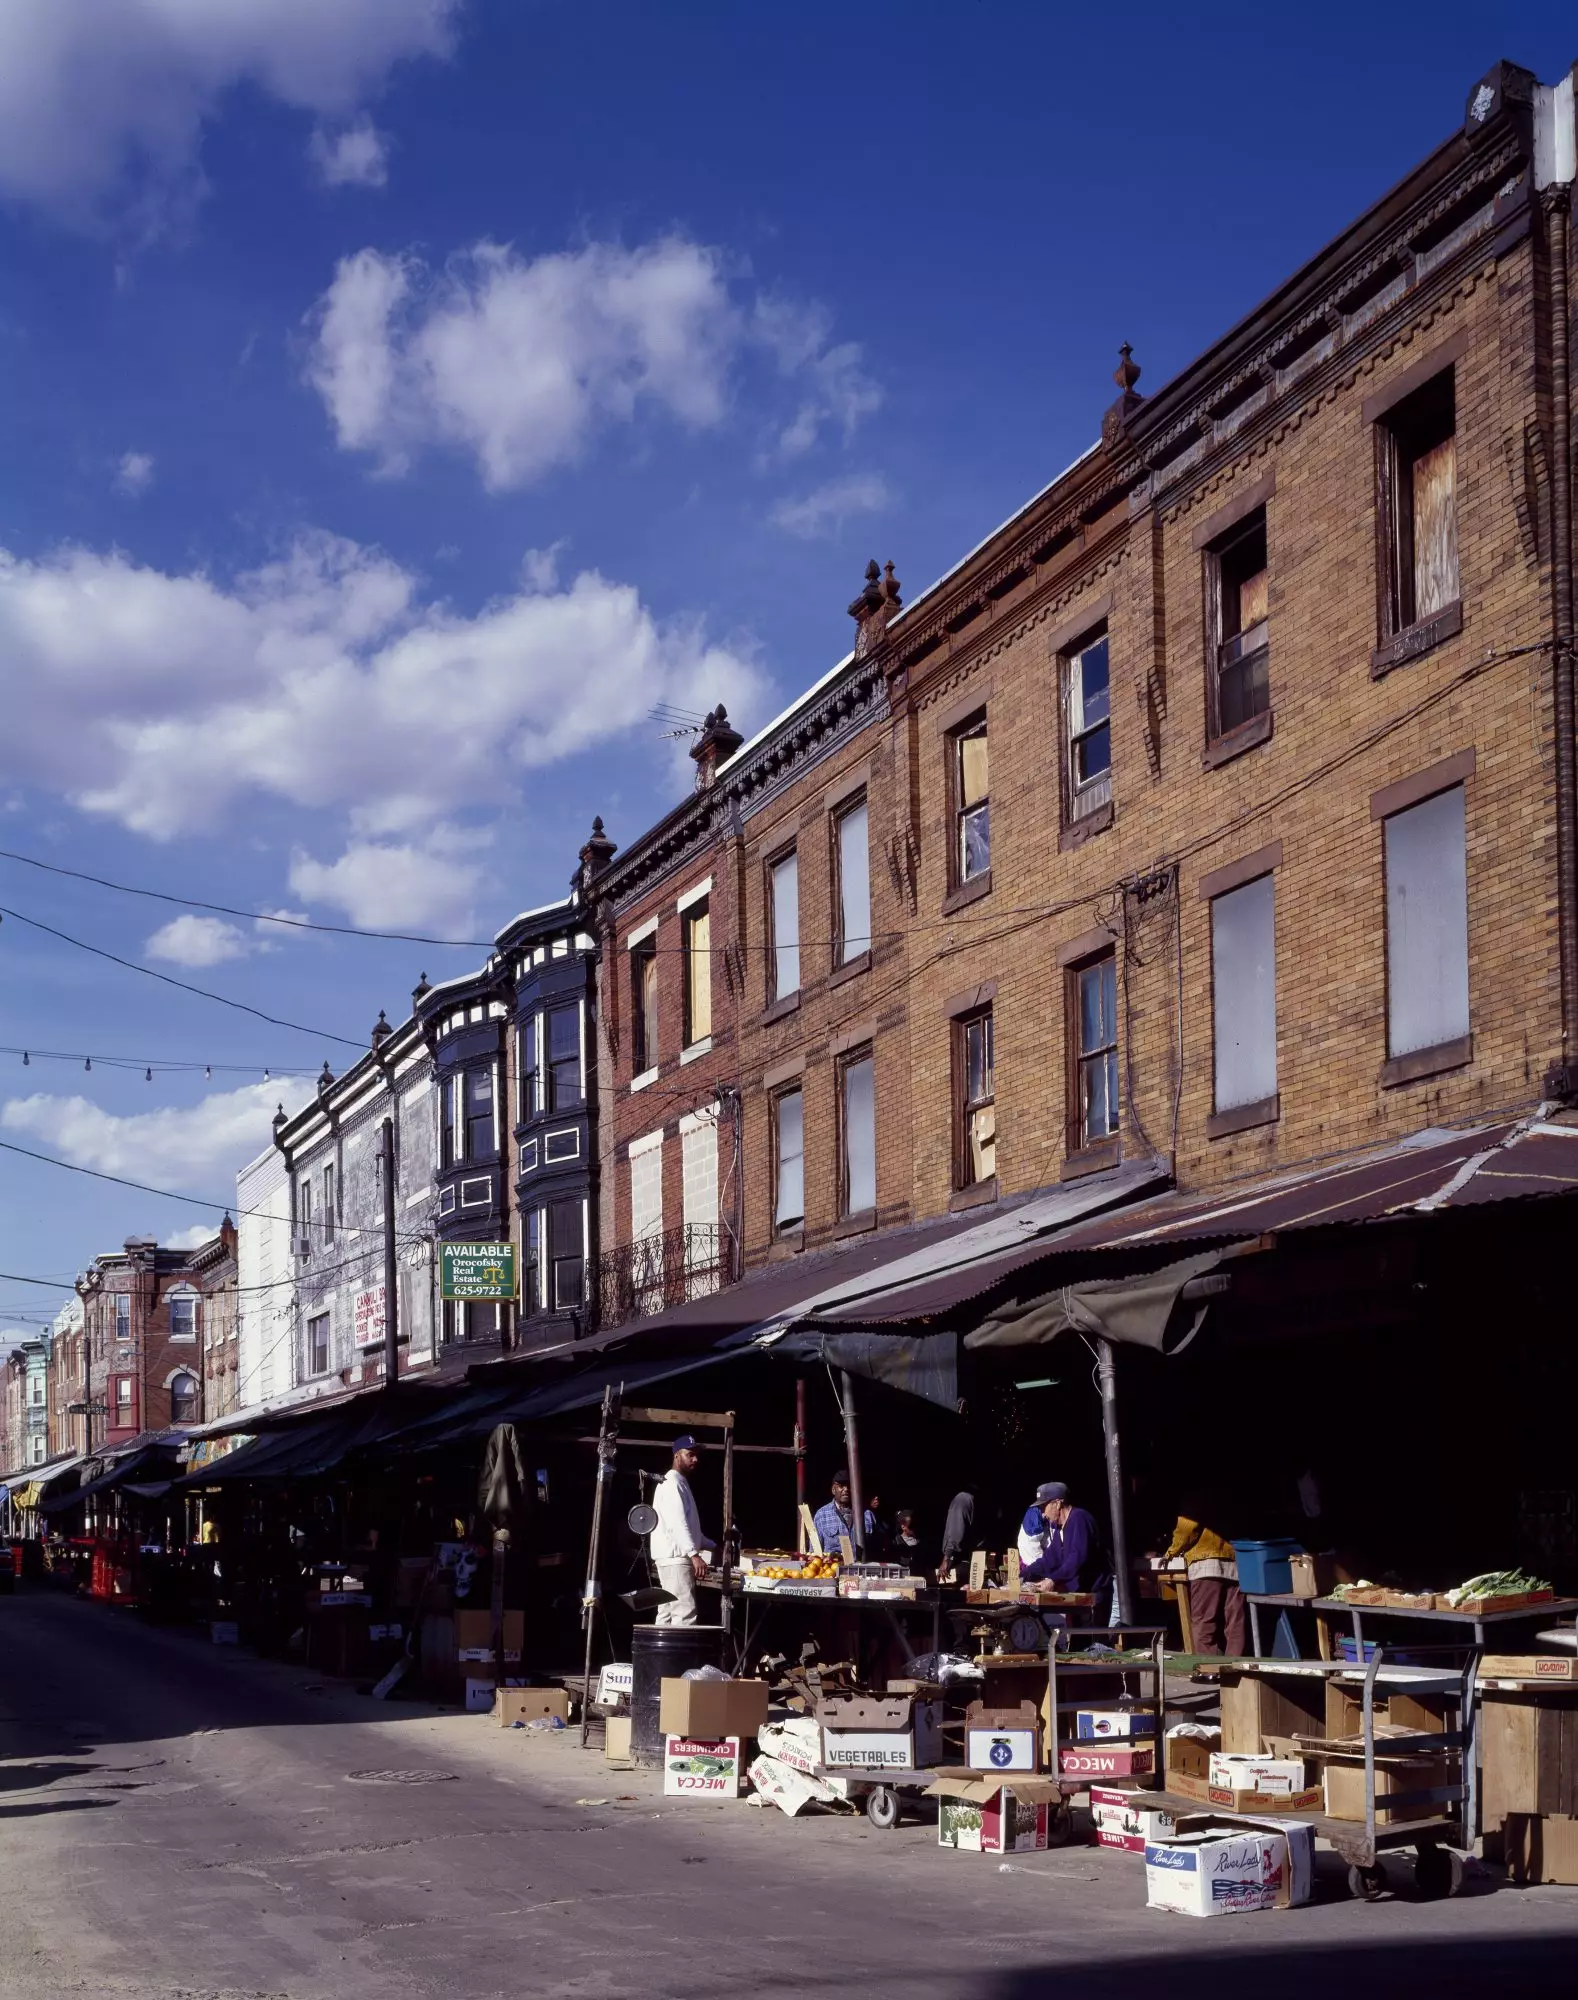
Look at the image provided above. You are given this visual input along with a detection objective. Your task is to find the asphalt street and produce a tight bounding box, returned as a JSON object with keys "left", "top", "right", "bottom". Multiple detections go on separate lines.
{"left": 1, "top": 1587, "right": 1575, "bottom": 2000}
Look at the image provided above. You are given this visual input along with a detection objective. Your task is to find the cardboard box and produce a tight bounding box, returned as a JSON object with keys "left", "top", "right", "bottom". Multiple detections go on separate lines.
{"left": 454, "top": 1608, "right": 523, "bottom": 1664}
{"left": 964, "top": 1701, "right": 1041, "bottom": 1773}
{"left": 1480, "top": 1655, "right": 1578, "bottom": 1684}
{"left": 659, "top": 1676, "right": 769, "bottom": 1743}
{"left": 929, "top": 1776, "right": 1066, "bottom": 1853}
{"left": 464, "top": 1676, "right": 496, "bottom": 1714}
{"left": 1165, "top": 1727, "right": 1219, "bottom": 1788}
{"left": 1060, "top": 1744, "right": 1155, "bottom": 1780}
{"left": 1209, "top": 1753, "right": 1306, "bottom": 1796}
{"left": 1077, "top": 1709, "right": 1156, "bottom": 1740}
{"left": 819, "top": 1695, "right": 943, "bottom": 1772}
{"left": 605, "top": 1715, "right": 632, "bottom": 1761}
{"left": 1090, "top": 1785, "right": 1177, "bottom": 1853}
{"left": 596, "top": 1662, "right": 634, "bottom": 1705}
{"left": 1144, "top": 1826, "right": 1308, "bottom": 1918}
{"left": 496, "top": 1686, "right": 570, "bottom": 1727}
{"left": 1288, "top": 1552, "right": 1336, "bottom": 1600}
{"left": 1323, "top": 1754, "right": 1449, "bottom": 1824}
{"left": 1219, "top": 1672, "right": 1325, "bottom": 1756}
{"left": 663, "top": 1734, "right": 743, "bottom": 1797}
{"left": 1505, "top": 1813, "right": 1578, "bottom": 1885}
{"left": 748, "top": 1753, "right": 845, "bottom": 1817}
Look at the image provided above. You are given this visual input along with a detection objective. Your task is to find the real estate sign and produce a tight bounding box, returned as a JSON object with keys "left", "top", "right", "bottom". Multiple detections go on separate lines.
{"left": 441, "top": 1242, "right": 516, "bottom": 1301}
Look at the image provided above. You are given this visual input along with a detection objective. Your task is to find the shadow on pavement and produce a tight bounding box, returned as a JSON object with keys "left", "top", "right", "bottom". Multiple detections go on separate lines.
{"left": 0, "top": 1761, "right": 101, "bottom": 1791}
{"left": 0, "top": 1799, "right": 118, "bottom": 1820}
{"left": 979, "top": 1933, "right": 1577, "bottom": 1999}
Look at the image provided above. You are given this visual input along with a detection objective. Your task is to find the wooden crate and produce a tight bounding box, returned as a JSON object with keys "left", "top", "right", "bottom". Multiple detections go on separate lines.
{"left": 1481, "top": 1691, "right": 1578, "bottom": 1834}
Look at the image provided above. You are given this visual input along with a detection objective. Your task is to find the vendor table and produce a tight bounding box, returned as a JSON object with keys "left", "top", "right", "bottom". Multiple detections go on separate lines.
{"left": 1243, "top": 1592, "right": 1578, "bottom": 1659}
{"left": 729, "top": 1586, "right": 949, "bottom": 1670}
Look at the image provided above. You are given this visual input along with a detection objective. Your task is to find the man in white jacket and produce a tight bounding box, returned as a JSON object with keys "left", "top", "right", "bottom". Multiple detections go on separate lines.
{"left": 650, "top": 1435, "right": 715, "bottom": 1626}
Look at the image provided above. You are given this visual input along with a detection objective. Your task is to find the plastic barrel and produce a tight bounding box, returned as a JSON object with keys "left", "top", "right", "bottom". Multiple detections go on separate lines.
{"left": 629, "top": 1622, "right": 724, "bottom": 1768}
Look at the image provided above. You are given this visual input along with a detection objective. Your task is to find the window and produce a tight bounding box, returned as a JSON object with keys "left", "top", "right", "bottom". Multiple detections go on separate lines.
{"left": 838, "top": 1052, "right": 877, "bottom": 1218}
{"left": 1064, "top": 629, "right": 1112, "bottom": 821}
{"left": 1206, "top": 510, "right": 1269, "bottom": 738}
{"left": 1070, "top": 953, "right": 1119, "bottom": 1149}
{"left": 322, "top": 1163, "right": 335, "bottom": 1247}
{"left": 835, "top": 799, "right": 872, "bottom": 963}
{"left": 956, "top": 1011, "right": 995, "bottom": 1187}
{"left": 307, "top": 1312, "right": 330, "bottom": 1376}
{"left": 520, "top": 1015, "right": 540, "bottom": 1117}
{"left": 30, "top": 1379, "right": 43, "bottom": 1405}
{"left": 632, "top": 936, "right": 659, "bottom": 1074}
{"left": 170, "top": 1373, "right": 198, "bottom": 1424}
{"left": 953, "top": 719, "right": 990, "bottom": 882}
{"left": 464, "top": 1066, "right": 498, "bottom": 1163}
{"left": 299, "top": 1175, "right": 314, "bottom": 1254}
{"left": 1211, "top": 875, "right": 1277, "bottom": 1112}
{"left": 523, "top": 1209, "right": 541, "bottom": 1314}
{"left": 1384, "top": 786, "right": 1469, "bottom": 1059}
{"left": 548, "top": 1198, "right": 585, "bottom": 1311}
{"left": 769, "top": 850, "right": 800, "bottom": 1000}
{"left": 168, "top": 1293, "right": 197, "bottom": 1342}
{"left": 683, "top": 900, "right": 712, "bottom": 1046}
{"left": 116, "top": 1377, "right": 133, "bottom": 1411}
{"left": 114, "top": 1295, "right": 130, "bottom": 1342}
{"left": 546, "top": 1005, "right": 582, "bottom": 1109}
{"left": 1379, "top": 369, "right": 1459, "bottom": 636}
{"left": 773, "top": 1088, "right": 805, "bottom": 1233}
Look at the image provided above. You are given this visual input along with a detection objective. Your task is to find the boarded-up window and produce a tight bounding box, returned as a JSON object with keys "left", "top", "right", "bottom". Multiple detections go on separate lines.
{"left": 957, "top": 1010, "right": 995, "bottom": 1186}
{"left": 774, "top": 1089, "right": 805, "bottom": 1230}
{"left": 1380, "top": 369, "right": 1459, "bottom": 633}
{"left": 840, "top": 1052, "right": 876, "bottom": 1216}
{"left": 835, "top": 799, "right": 871, "bottom": 961}
{"left": 683, "top": 901, "right": 711, "bottom": 1046}
{"left": 1211, "top": 874, "right": 1277, "bottom": 1111}
{"left": 1385, "top": 785, "right": 1469, "bottom": 1057}
{"left": 770, "top": 850, "right": 800, "bottom": 998}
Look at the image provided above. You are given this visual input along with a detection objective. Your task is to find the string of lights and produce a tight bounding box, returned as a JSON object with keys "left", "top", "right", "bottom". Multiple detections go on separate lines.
{"left": 0, "top": 1045, "right": 312, "bottom": 1082}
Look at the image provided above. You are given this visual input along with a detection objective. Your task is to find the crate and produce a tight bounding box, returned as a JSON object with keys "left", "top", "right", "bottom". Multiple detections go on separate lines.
{"left": 1231, "top": 1539, "right": 1303, "bottom": 1595}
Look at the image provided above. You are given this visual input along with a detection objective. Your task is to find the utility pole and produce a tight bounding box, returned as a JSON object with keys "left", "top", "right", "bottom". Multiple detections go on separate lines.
{"left": 381, "top": 1116, "right": 399, "bottom": 1388}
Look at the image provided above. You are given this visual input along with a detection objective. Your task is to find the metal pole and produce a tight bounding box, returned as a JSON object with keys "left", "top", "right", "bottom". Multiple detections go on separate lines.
{"left": 839, "top": 1368, "right": 867, "bottom": 1557}
{"left": 719, "top": 1414, "right": 735, "bottom": 1649}
{"left": 794, "top": 1376, "right": 807, "bottom": 1549}
{"left": 1094, "top": 1336, "right": 1134, "bottom": 1625}
{"left": 381, "top": 1117, "right": 399, "bottom": 1388}
{"left": 579, "top": 1384, "right": 616, "bottom": 1747}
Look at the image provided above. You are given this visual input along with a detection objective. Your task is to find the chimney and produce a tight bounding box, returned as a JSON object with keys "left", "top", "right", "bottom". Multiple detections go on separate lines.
{"left": 576, "top": 815, "right": 618, "bottom": 895}
{"left": 1100, "top": 343, "right": 1144, "bottom": 446}
{"left": 689, "top": 704, "right": 745, "bottom": 790}
{"left": 848, "top": 559, "right": 902, "bottom": 661}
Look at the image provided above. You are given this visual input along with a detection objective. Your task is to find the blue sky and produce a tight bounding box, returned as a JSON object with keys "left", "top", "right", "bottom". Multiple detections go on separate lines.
{"left": 0, "top": 2, "right": 1571, "bottom": 1338}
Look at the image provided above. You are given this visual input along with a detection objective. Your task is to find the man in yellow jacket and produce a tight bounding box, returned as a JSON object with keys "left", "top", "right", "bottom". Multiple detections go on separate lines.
{"left": 1163, "top": 1516, "right": 1246, "bottom": 1657}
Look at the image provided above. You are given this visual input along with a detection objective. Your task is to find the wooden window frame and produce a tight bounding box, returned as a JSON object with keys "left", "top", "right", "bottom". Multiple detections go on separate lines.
{"left": 1065, "top": 948, "right": 1120, "bottom": 1157}
{"left": 771, "top": 1084, "right": 806, "bottom": 1238}
{"left": 835, "top": 1043, "right": 877, "bottom": 1226}
{"left": 831, "top": 791, "right": 872, "bottom": 972}
{"left": 1372, "top": 363, "right": 1462, "bottom": 675}
{"left": 765, "top": 843, "right": 801, "bottom": 1011}
{"left": 948, "top": 712, "right": 991, "bottom": 896}
{"left": 1202, "top": 506, "right": 1271, "bottom": 752}
{"left": 682, "top": 897, "right": 711, "bottom": 1049}
{"left": 546, "top": 1003, "right": 583, "bottom": 1111}
{"left": 630, "top": 934, "right": 659, "bottom": 1076}
{"left": 953, "top": 1005, "right": 996, "bottom": 1192}
{"left": 1059, "top": 622, "right": 1114, "bottom": 834}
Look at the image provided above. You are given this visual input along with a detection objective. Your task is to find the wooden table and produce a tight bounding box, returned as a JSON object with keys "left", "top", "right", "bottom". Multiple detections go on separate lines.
{"left": 1243, "top": 1592, "right": 1578, "bottom": 1659}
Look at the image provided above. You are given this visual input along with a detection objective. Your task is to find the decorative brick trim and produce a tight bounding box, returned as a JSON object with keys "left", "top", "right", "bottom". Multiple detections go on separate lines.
{"left": 1369, "top": 747, "right": 1476, "bottom": 821}
{"left": 1198, "top": 841, "right": 1284, "bottom": 902}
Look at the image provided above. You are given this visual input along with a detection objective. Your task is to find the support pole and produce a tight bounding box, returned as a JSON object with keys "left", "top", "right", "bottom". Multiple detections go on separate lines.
{"left": 719, "top": 1413, "right": 736, "bottom": 1648}
{"left": 1094, "top": 1337, "right": 1133, "bottom": 1626}
{"left": 579, "top": 1384, "right": 616, "bottom": 1747}
{"left": 381, "top": 1117, "right": 399, "bottom": 1388}
{"left": 839, "top": 1368, "right": 867, "bottom": 1557}
{"left": 793, "top": 1376, "right": 807, "bottom": 1550}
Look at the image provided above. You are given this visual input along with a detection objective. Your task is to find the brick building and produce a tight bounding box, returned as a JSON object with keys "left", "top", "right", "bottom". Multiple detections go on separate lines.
{"left": 193, "top": 1222, "right": 240, "bottom": 1421}
{"left": 591, "top": 61, "right": 1578, "bottom": 1302}
{"left": 75, "top": 1230, "right": 230, "bottom": 1448}
{"left": 2, "top": 1333, "right": 50, "bottom": 1475}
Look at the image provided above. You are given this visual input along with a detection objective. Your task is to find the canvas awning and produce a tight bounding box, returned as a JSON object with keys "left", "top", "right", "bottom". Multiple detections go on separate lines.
{"left": 963, "top": 1248, "right": 1227, "bottom": 1356}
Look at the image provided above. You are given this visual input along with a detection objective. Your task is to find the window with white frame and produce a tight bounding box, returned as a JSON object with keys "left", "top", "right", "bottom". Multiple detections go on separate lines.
{"left": 114, "top": 1294, "right": 130, "bottom": 1342}
{"left": 835, "top": 797, "right": 872, "bottom": 962}
{"left": 170, "top": 1372, "right": 199, "bottom": 1424}
{"left": 1063, "top": 627, "right": 1112, "bottom": 823}
{"left": 1384, "top": 784, "right": 1469, "bottom": 1058}
{"left": 769, "top": 849, "right": 800, "bottom": 1001}
{"left": 168, "top": 1293, "right": 198, "bottom": 1342}
{"left": 839, "top": 1051, "right": 877, "bottom": 1218}
{"left": 307, "top": 1312, "right": 330, "bottom": 1376}
{"left": 1210, "top": 873, "right": 1278, "bottom": 1112}
{"left": 773, "top": 1088, "right": 805, "bottom": 1233}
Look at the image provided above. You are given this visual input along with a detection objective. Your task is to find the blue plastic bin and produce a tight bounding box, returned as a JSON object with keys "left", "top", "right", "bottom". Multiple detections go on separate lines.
{"left": 1231, "top": 1538, "right": 1303, "bottom": 1595}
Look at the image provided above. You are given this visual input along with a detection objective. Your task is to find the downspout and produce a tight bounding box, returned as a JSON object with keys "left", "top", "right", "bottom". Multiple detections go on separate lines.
{"left": 1537, "top": 76, "right": 1578, "bottom": 1093}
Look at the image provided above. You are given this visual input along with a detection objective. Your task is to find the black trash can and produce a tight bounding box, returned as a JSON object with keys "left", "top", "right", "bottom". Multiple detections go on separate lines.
{"left": 629, "top": 1622, "right": 724, "bottom": 1767}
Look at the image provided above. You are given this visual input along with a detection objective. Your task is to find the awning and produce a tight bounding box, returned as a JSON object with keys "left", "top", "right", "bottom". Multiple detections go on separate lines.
{"left": 964, "top": 1248, "right": 1227, "bottom": 1355}
{"left": 39, "top": 1441, "right": 185, "bottom": 1514}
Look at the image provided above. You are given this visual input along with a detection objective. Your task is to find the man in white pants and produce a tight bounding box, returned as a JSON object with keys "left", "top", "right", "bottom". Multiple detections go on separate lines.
{"left": 650, "top": 1435, "right": 715, "bottom": 1626}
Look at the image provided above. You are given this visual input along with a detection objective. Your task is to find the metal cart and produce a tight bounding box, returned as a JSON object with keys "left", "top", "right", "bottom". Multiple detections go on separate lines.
{"left": 1044, "top": 1624, "right": 1169, "bottom": 1843}
{"left": 794, "top": 1764, "right": 943, "bottom": 1830}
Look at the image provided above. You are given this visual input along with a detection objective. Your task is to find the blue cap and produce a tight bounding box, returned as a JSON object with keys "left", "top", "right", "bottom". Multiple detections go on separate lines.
{"left": 672, "top": 1434, "right": 698, "bottom": 1454}
{"left": 1035, "top": 1481, "right": 1068, "bottom": 1504}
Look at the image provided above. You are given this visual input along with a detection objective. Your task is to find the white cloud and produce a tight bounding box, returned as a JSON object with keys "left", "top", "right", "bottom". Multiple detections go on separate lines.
{"left": 307, "top": 236, "right": 882, "bottom": 491}
{"left": 164, "top": 1221, "right": 222, "bottom": 1252}
{"left": 770, "top": 473, "right": 893, "bottom": 542}
{"left": 0, "top": 1, "right": 458, "bottom": 228}
{"left": 115, "top": 450, "right": 155, "bottom": 496}
{"left": 145, "top": 914, "right": 251, "bottom": 966}
{"left": 289, "top": 825, "right": 486, "bottom": 933}
{"left": 309, "top": 116, "right": 389, "bottom": 189}
{"left": 2, "top": 1078, "right": 313, "bottom": 1196}
{"left": 0, "top": 532, "right": 766, "bottom": 840}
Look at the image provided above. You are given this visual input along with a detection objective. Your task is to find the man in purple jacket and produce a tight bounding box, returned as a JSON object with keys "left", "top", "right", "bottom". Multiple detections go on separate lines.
{"left": 1019, "top": 1482, "right": 1111, "bottom": 1615}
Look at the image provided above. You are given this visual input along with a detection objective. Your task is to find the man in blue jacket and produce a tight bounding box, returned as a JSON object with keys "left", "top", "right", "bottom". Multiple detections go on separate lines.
{"left": 1019, "top": 1482, "right": 1110, "bottom": 1614}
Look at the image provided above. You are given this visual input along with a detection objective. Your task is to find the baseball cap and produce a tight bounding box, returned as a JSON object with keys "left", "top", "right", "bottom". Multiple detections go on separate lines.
{"left": 672, "top": 1434, "right": 698, "bottom": 1454}
{"left": 1035, "top": 1481, "right": 1069, "bottom": 1504}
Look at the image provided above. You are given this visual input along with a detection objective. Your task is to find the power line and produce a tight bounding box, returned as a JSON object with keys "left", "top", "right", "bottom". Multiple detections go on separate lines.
{"left": 0, "top": 906, "right": 364, "bottom": 1049}
{"left": 0, "top": 847, "right": 492, "bottom": 950}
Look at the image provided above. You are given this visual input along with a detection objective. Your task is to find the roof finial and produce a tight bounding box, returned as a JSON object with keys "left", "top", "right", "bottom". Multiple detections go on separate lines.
{"left": 1114, "top": 342, "right": 1141, "bottom": 394}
